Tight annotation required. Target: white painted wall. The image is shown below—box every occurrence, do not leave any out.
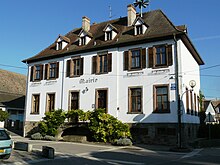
[178,40,200,124]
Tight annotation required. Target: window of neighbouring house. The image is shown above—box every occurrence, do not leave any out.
[92,53,112,74]
[66,57,84,77]
[148,45,173,68]
[128,87,142,113]
[31,94,40,114]
[30,65,43,81]
[154,85,170,113]
[124,48,146,71]
[69,91,79,110]
[45,62,59,80]
[46,93,55,112]
[96,89,108,112]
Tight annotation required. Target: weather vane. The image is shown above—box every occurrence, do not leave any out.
[133,0,150,17]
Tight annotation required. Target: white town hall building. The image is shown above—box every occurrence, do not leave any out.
[23,4,204,144]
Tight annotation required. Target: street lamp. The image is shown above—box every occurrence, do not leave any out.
[178,80,196,148]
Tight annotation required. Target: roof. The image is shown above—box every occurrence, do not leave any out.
[23,9,204,65]
[211,100,220,108]
[0,69,26,109]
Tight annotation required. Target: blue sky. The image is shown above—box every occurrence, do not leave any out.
[1,0,220,99]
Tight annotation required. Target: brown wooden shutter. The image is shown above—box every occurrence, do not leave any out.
[45,64,48,80]
[123,51,129,70]
[56,62,59,78]
[141,48,146,69]
[40,65,44,80]
[108,53,112,72]
[92,56,97,74]
[66,60,71,77]
[148,47,154,68]
[30,66,34,82]
[80,57,84,75]
[167,45,173,66]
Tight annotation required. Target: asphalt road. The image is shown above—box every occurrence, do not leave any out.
[1,136,220,165]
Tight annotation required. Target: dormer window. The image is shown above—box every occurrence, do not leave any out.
[106,31,112,41]
[57,42,62,50]
[78,30,92,46]
[103,24,118,41]
[55,35,70,50]
[133,17,148,36]
[136,25,143,35]
[81,36,86,46]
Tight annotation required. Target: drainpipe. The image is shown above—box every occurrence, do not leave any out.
[173,34,182,148]
[23,62,29,137]
[60,59,65,110]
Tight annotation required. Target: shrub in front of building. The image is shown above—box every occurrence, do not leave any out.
[39,109,66,136]
[88,109,131,143]
[37,109,131,143]
[0,110,9,122]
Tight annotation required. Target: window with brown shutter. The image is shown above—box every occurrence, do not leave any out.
[44,62,59,80]
[30,66,34,82]
[148,45,173,68]
[66,57,84,78]
[46,93,55,112]
[45,64,48,80]
[92,53,112,74]
[30,65,43,82]
[31,94,40,114]
[123,48,146,71]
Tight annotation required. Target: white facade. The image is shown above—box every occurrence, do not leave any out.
[25,39,201,124]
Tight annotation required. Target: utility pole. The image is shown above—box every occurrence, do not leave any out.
[174,34,182,148]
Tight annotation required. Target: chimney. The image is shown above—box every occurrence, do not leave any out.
[82,16,90,31]
[127,4,136,26]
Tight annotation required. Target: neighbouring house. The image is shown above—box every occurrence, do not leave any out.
[203,100,220,124]
[22,4,204,145]
[0,69,26,134]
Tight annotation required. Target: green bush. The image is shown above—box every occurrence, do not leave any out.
[0,110,9,122]
[66,109,91,122]
[39,109,66,136]
[88,109,131,143]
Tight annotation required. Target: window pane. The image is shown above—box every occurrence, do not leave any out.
[131,50,141,68]
[130,88,142,112]
[155,86,169,112]
[156,46,166,65]
[71,92,79,110]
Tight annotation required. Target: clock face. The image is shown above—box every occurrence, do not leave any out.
[189,80,196,88]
